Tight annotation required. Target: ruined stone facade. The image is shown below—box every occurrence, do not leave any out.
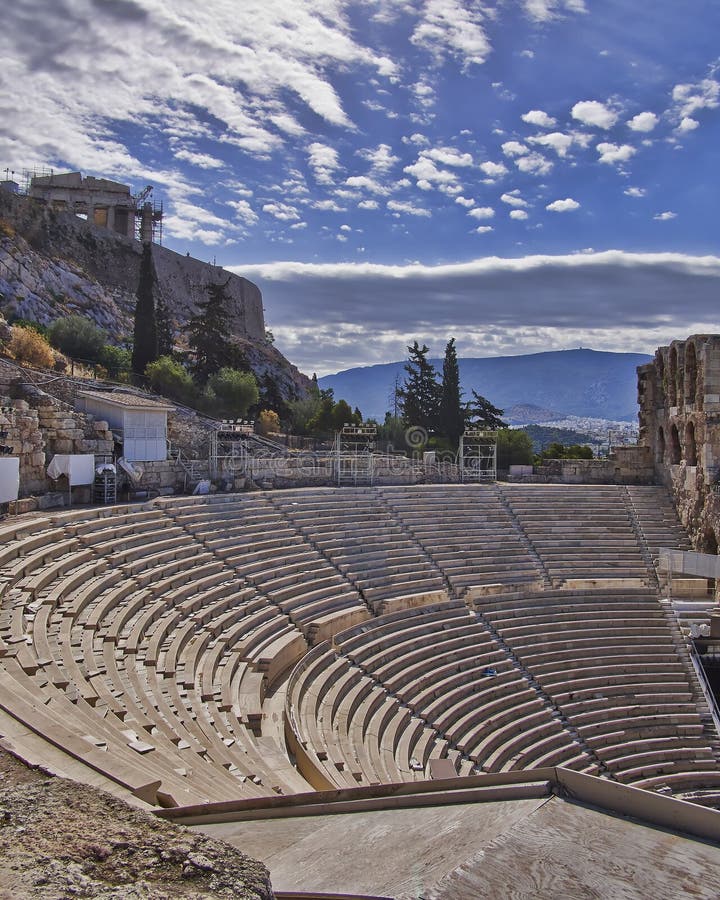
[638,334,720,549]
[29,172,139,240]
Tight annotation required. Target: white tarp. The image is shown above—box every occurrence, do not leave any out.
[117,457,144,485]
[659,547,720,579]
[46,454,95,485]
[0,457,19,503]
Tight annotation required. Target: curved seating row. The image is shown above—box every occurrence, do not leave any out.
[0,484,715,810]
[0,503,311,806]
[476,588,717,785]
[379,485,544,596]
[497,485,654,587]
[271,489,447,611]
[286,601,594,787]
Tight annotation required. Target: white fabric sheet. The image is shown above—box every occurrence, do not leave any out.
[0,457,20,503]
[46,454,95,485]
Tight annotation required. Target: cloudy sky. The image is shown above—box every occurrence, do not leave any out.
[2,0,719,374]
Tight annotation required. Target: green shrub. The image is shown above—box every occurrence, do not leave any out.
[98,345,132,379]
[207,367,259,418]
[48,315,106,362]
[145,355,195,402]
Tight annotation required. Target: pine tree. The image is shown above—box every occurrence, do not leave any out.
[439,337,465,448]
[131,242,158,375]
[467,390,507,430]
[397,341,441,431]
[188,278,249,382]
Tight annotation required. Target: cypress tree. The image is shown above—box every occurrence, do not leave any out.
[156,293,174,358]
[131,242,158,375]
[439,337,465,448]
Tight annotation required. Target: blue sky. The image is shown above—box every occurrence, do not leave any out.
[2,0,720,374]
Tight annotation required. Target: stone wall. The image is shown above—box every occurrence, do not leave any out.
[0,358,114,499]
[637,334,720,548]
[521,446,655,485]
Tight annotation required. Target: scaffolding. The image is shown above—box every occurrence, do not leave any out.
[208,420,256,480]
[334,425,377,486]
[459,428,497,482]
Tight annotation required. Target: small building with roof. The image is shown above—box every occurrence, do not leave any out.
[76,390,174,462]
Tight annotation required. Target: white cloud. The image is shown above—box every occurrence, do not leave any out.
[501,141,529,157]
[262,201,301,221]
[521,109,557,128]
[627,111,658,132]
[410,0,492,68]
[624,187,646,198]
[455,196,476,208]
[345,174,391,195]
[307,142,341,185]
[654,211,677,221]
[672,78,720,118]
[596,142,637,165]
[677,116,700,132]
[340,224,352,232]
[173,149,225,169]
[404,153,460,189]
[312,199,347,212]
[226,199,258,226]
[387,199,432,217]
[571,100,618,129]
[237,251,720,376]
[479,161,508,178]
[509,209,529,220]
[475,226,494,233]
[523,0,587,22]
[501,191,528,208]
[426,146,474,167]
[468,206,495,220]
[402,133,430,146]
[546,198,580,212]
[528,132,574,157]
[516,152,553,175]
[358,199,379,210]
[0,0,399,216]
[358,143,400,173]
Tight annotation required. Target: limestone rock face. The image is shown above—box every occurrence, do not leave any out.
[0,190,309,402]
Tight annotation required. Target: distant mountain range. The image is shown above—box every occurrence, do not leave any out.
[318,348,651,422]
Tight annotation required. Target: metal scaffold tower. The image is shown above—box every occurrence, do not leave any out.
[459,428,497,482]
[209,420,255,480]
[334,425,377,486]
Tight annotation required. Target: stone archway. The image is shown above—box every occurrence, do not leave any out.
[669,423,681,464]
[668,347,678,406]
[657,426,665,464]
[685,420,697,466]
[686,342,698,406]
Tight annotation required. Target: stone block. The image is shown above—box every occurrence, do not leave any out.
[53,439,74,454]
[38,492,66,510]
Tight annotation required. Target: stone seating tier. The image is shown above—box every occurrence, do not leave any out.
[1,484,717,807]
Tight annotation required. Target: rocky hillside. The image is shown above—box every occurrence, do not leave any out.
[0,190,309,402]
